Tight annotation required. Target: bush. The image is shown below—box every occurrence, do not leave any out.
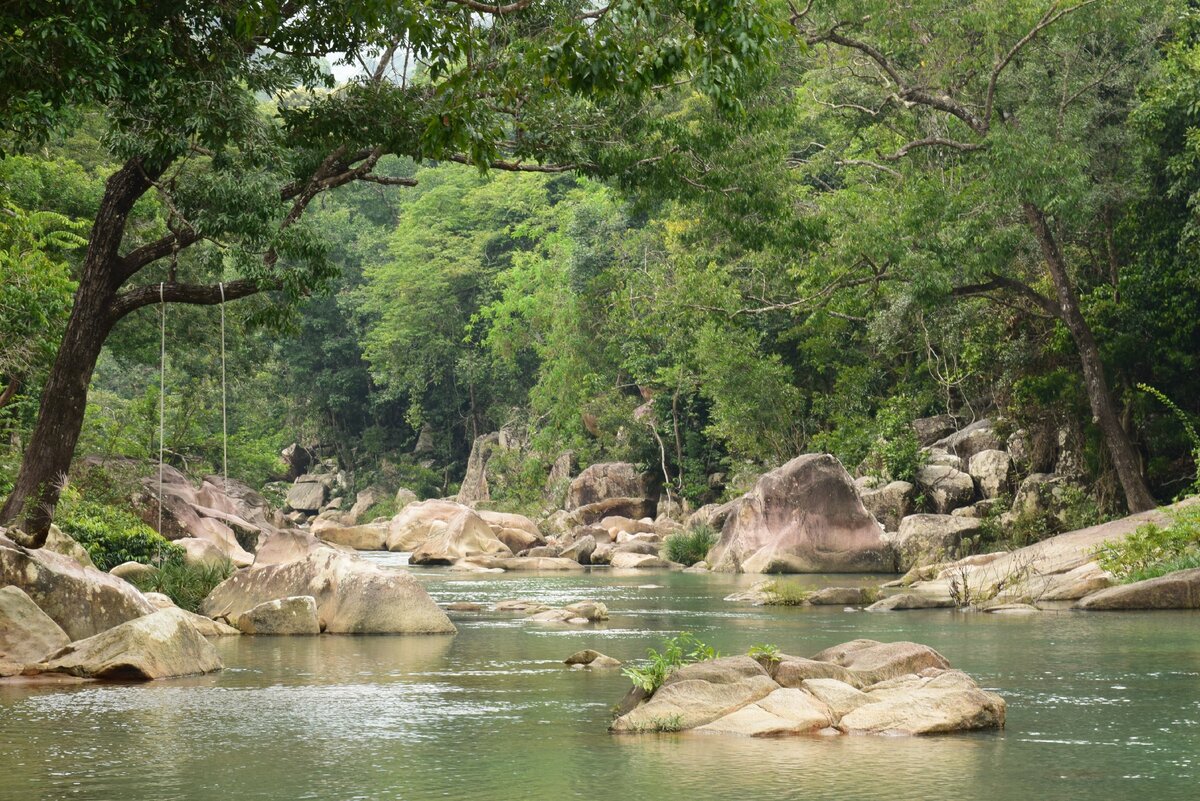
[621,633,718,693]
[131,556,234,613]
[57,495,182,571]
[663,524,718,565]
[1094,504,1200,583]
[761,579,811,606]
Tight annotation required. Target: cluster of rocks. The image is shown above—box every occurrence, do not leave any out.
[0,534,232,681]
[610,639,1005,737]
[879,497,1200,612]
[857,416,1090,574]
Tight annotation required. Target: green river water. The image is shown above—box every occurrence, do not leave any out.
[2,555,1199,801]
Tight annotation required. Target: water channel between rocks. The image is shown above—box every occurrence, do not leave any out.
[2,557,1199,801]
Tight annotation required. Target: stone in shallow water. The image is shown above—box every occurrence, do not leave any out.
[611,656,777,733]
[838,669,1006,735]
[565,649,621,668]
[39,608,223,680]
[1074,568,1200,610]
[237,596,321,635]
[695,688,835,736]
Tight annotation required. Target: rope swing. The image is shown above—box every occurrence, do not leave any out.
[157,282,166,532]
[219,282,228,483]
[154,281,232,533]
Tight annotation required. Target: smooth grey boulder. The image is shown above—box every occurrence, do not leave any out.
[1075,568,1200,610]
[888,514,985,573]
[39,608,223,680]
[968,449,1013,499]
[914,464,976,514]
[0,534,155,640]
[236,595,321,634]
[201,550,456,634]
[0,585,71,664]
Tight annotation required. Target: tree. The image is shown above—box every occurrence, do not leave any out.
[0,0,782,543]
[786,0,1173,511]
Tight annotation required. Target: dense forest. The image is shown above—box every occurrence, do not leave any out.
[3,0,1200,536]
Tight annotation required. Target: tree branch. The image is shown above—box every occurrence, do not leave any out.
[984,1,1100,127]
[951,273,1061,319]
[442,0,533,14]
[445,154,581,172]
[880,136,985,161]
[109,278,277,323]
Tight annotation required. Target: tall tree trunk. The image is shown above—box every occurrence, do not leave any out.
[1022,202,1157,512]
[0,160,153,545]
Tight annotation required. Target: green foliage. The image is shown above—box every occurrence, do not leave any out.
[621,633,719,693]
[1094,504,1200,583]
[760,580,810,606]
[861,395,928,483]
[748,643,781,662]
[1138,384,1200,496]
[663,524,718,566]
[56,494,182,571]
[131,556,234,613]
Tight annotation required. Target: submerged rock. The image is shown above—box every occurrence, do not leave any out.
[565,649,622,668]
[39,608,223,680]
[866,593,956,611]
[200,550,456,634]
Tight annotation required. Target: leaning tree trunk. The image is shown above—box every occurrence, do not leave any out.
[0,160,153,546]
[1022,203,1157,513]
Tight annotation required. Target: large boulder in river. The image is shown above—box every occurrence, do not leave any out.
[0,585,71,664]
[565,462,656,524]
[253,529,336,565]
[611,638,999,737]
[386,499,472,552]
[200,550,456,634]
[39,607,223,680]
[316,522,389,551]
[0,534,155,640]
[611,656,779,733]
[836,669,1006,735]
[477,510,545,553]
[236,596,321,635]
[707,454,891,574]
[409,509,513,565]
[1074,568,1200,610]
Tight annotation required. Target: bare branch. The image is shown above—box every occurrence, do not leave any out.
[951,273,1061,319]
[880,136,985,161]
[984,1,1100,127]
[445,154,581,172]
[442,0,533,14]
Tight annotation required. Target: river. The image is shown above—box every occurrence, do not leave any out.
[2,558,1198,801]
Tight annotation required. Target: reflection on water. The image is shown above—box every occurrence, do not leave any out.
[2,568,1199,801]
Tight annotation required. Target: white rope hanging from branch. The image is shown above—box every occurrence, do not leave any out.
[157,282,166,532]
[219,282,228,483]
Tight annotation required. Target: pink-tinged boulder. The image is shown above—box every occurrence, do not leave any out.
[478,510,545,553]
[253,529,337,566]
[200,550,455,634]
[38,607,222,680]
[386,499,474,552]
[316,522,389,551]
[409,509,512,565]
[565,463,656,524]
[707,454,891,573]
[0,534,155,640]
